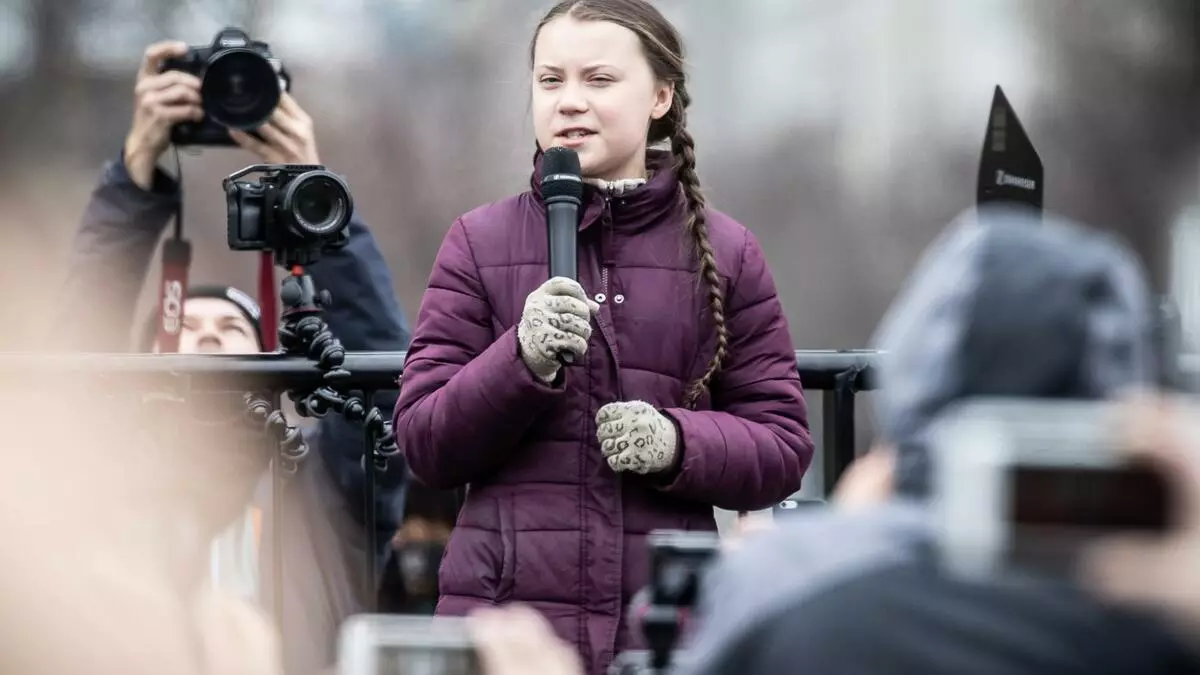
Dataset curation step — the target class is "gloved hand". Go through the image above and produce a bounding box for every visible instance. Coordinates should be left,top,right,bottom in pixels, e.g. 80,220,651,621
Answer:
596,401,679,474
518,277,598,383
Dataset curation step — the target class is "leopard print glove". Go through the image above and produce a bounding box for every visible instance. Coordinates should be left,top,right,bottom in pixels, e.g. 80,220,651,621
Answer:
517,277,598,382
596,400,678,475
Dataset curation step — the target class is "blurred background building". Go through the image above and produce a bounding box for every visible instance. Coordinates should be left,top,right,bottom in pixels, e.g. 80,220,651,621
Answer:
1,0,1197,495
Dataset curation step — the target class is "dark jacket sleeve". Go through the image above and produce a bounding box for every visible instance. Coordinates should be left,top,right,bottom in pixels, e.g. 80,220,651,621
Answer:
305,213,413,535
53,154,179,351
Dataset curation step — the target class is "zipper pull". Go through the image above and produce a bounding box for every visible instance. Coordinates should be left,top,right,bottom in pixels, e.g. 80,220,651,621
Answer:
591,197,613,303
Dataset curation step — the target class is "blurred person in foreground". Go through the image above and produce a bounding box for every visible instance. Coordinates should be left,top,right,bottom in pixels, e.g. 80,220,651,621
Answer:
669,208,1200,675
0,364,283,674
53,39,412,675
0,372,586,675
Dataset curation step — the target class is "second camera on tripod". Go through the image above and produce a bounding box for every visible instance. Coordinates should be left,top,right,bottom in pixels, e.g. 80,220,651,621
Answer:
224,164,354,267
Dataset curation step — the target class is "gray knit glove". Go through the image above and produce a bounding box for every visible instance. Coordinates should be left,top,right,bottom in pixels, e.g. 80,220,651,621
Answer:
518,277,599,383
596,401,679,474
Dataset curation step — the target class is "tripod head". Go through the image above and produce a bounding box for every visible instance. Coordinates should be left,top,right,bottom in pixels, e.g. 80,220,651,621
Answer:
275,266,352,413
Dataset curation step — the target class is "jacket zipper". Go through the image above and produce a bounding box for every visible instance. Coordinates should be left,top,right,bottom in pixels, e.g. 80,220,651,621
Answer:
594,198,622,401
597,196,613,300
593,196,625,658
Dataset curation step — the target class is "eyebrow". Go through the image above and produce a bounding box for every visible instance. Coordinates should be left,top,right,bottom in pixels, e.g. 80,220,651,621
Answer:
535,63,621,75
217,316,251,330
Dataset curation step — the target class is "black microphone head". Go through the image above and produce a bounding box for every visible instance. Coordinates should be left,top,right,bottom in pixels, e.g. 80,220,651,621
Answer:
542,146,584,202
977,86,1043,214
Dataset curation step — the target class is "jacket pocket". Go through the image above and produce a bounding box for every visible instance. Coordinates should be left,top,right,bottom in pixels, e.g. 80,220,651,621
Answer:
497,495,517,602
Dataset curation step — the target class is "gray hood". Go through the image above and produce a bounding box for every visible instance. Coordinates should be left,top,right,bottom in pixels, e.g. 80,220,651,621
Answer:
871,206,1155,496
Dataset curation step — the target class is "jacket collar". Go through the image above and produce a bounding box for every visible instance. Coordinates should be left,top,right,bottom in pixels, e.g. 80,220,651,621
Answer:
530,148,684,233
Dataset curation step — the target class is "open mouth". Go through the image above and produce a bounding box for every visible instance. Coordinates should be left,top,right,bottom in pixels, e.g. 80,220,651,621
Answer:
559,128,596,140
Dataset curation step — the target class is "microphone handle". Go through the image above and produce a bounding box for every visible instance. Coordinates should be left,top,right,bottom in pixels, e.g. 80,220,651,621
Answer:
546,202,579,280
546,199,580,366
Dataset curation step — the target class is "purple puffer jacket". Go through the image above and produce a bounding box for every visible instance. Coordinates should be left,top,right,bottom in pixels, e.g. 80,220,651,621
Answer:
394,151,812,674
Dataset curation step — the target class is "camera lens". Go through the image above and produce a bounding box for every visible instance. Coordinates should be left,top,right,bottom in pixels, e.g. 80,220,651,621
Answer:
202,49,281,130
281,171,353,238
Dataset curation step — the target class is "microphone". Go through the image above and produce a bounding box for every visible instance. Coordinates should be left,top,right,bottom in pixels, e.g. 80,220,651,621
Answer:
542,146,584,365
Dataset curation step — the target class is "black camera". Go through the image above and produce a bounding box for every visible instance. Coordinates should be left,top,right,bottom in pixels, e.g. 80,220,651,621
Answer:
611,530,721,675
162,27,290,147
224,164,353,267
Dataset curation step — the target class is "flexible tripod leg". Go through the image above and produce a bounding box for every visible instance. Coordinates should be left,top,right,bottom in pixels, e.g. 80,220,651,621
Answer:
273,268,402,613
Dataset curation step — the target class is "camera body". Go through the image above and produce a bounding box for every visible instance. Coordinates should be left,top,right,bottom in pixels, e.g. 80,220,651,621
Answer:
161,27,290,147
338,615,480,675
930,397,1170,580
611,530,721,675
224,164,353,267
645,529,719,609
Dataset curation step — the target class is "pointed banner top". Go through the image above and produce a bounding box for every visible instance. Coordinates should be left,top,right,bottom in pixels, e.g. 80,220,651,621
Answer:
977,85,1043,214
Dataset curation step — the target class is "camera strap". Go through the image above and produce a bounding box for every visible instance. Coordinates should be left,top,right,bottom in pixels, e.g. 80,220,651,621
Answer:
257,251,278,351
156,151,191,353
156,236,191,353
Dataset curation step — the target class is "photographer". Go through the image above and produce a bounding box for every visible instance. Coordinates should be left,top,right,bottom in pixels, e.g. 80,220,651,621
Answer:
56,39,411,675
674,210,1200,675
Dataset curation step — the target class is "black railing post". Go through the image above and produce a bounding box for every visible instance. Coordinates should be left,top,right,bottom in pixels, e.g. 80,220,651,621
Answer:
821,365,865,494
362,388,380,613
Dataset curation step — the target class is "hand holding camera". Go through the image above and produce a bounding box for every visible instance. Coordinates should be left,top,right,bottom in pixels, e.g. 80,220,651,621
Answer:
228,94,321,166
1082,395,1200,647
123,40,204,190
123,29,317,191
469,605,584,675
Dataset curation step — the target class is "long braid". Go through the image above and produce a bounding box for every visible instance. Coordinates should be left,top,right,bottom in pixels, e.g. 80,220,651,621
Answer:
672,93,728,410
529,0,725,407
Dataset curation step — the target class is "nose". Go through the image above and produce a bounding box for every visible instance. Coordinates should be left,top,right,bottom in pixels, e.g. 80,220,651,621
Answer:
195,334,224,354
556,80,589,116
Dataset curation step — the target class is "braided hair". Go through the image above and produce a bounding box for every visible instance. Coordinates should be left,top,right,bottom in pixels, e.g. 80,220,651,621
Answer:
531,0,727,409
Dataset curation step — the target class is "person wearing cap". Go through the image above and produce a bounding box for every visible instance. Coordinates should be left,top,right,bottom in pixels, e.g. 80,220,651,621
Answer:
138,284,266,354
54,39,411,675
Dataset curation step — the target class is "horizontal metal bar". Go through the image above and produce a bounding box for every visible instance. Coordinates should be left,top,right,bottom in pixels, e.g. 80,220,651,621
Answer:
1,349,1192,393
0,349,882,392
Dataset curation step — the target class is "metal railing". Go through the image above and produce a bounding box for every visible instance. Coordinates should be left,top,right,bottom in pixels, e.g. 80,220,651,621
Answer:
0,348,882,486
5,348,1194,618
8,348,1197,490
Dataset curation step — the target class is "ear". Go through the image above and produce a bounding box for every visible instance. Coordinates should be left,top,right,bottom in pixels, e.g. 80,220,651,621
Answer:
649,81,674,121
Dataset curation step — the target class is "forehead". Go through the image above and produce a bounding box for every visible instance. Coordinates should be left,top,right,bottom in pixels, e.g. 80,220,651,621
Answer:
184,297,250,323
534,16,647,67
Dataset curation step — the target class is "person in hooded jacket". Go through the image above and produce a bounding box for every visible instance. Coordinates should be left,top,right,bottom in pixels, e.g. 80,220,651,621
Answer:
672,208,1200,675
392,1,813,673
